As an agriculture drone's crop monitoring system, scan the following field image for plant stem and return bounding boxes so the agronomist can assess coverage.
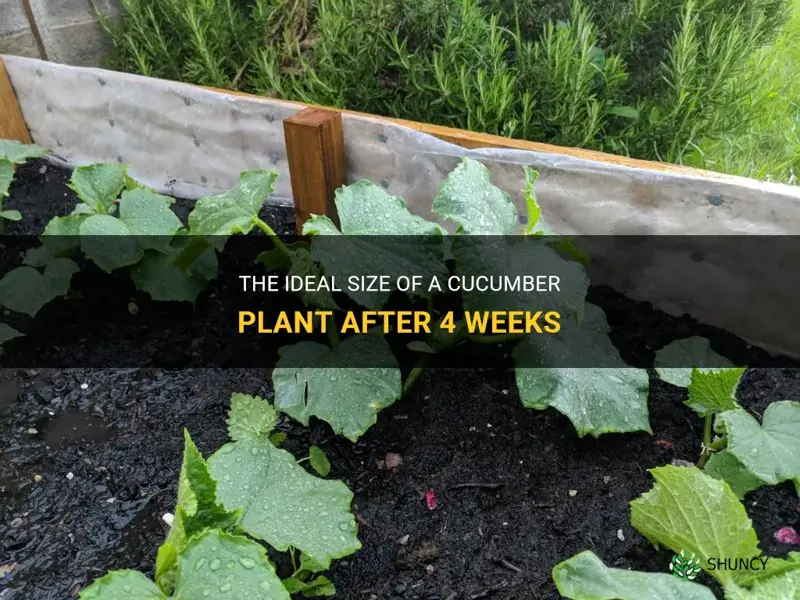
[254,217,291,257]
[696,414,714,469]
[326,314,340,349]
[403,356,429,393]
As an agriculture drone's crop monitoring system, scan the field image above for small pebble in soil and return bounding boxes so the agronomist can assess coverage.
[603,476,612,484]
[568,489,578,497]
[426,565,435,574]
[128,301,139,316]
[80,383,88,390]
[162,513,175,527]
[617,529,625,541]
[33,474,42,482]
[27,428,38,435]
[394,583,407,595]
[10,518,23,528]
[398,534,410,545]
[66,472,74,481]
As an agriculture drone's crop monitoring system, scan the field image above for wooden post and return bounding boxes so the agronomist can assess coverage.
[0,57,31,143]
[283,108,347,233]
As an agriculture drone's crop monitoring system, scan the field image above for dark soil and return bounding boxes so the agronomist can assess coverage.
[1,162,798,600]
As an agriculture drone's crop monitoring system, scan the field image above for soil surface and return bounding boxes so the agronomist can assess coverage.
[1,162,798,600]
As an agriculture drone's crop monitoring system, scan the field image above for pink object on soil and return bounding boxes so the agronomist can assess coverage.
[425,489,437,510]
[774,527,800,545]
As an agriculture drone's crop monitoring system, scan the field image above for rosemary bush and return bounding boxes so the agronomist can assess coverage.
[100,0,794,179]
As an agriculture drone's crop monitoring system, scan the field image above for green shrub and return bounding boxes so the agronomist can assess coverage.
[100,0,793,178]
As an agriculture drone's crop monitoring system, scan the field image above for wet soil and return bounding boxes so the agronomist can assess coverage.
[1,162,798,599]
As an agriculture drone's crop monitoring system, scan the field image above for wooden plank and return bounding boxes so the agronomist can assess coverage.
[205,85,739,182]
[0,56,32,143]
[283,107,347,232]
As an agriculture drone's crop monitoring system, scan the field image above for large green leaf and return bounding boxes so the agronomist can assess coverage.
[432,157,517,234]
[654,337,734,387]
[41,214,86,257]
[630,466,761,586]
[284,245,338,310]
[80,570,165,599]
[0,209,22,221]
[0,159,13,198]
[732,553,800,588]
[303,180,446,309]
[685,368,745,417]
[68,163,128,214]
[118,188,184,252]
[79,215,143,272]
[0,259,79,316]
[209,436,361,568]
[129,245,217,303]
[514,304,650,437]
[552,551,716,600]
[272,334,401,441]
[82,531,290,599]
[0,323,23,343]
[704,451,766,499]
[715,401,800,489]
[725,568,800,600]
[0,140,49,164]
[174,530,289,599]
[226,393,278,442]
[188,170,277,237]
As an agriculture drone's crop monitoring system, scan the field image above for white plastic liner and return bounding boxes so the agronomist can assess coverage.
[5,55,800,358]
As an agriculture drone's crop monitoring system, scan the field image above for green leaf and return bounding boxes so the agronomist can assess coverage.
[630,466,761,586]
[453,235,589,317]
[514,304,650,437]
[227,393,278,441]
[0,140,49,164]
[269,432,287,447]
[188,170,277,237]
[156,431,240,592]
[654,337,734,387]
[685,368,745,417]
[432,157,517,234]
[286,245,338,310]
[303,180,446,309]
[209,436,361,569]
[0,259,79,316]
[79,215,143,272]
[0,323,23,343]
[704,450,766,499]
[0,209,21,221]
[609,105,640,119]
[715,401,800,489]
[523,166,545,235]
[407,340,436,354]
[732,553,800,588]
[273,334,401,441]
[552,551,716,600]
[68,163,128,214]
[80,570,166,599]
[0,159,13,198]
[118,188,184,252]
[42,214,86,256]
[725,568,800,600]
[129,246,217,303]
[309,446,331,476]
[283,575,336,597]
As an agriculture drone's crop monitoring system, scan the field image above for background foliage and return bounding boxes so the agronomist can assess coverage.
[100,0,798,183]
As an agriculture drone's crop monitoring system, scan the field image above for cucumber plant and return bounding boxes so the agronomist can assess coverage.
[81,393,359,598]
[0,139,49,228]
[554,466,800,600]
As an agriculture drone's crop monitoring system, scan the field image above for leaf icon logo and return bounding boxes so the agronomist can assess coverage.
[669,551,701,580]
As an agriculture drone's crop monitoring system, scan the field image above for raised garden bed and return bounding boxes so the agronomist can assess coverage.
[0,158,798,600]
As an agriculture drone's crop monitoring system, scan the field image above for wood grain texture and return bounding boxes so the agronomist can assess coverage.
[283,107,347,231]
[0,56,31,143]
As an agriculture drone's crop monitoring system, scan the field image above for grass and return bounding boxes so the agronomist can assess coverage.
[97,0,797,184]
[688,0,800,183]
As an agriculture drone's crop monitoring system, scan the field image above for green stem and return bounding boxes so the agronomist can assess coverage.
[696,415,714,469]
[468,332,525,344]
[326,314,340,349]
[254,217,291,257]
[403,356,429,393]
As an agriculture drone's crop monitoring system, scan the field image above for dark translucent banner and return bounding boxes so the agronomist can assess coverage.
[0,234,797,368]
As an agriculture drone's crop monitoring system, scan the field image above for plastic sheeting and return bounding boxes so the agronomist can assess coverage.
[4,55,800,357]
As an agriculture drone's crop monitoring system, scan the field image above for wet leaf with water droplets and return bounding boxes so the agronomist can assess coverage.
[68,163,128,215]
[514,305,650,437]
[273,334,401,440]
[654,337,734,388]
[79,570,165,599]
[553,550,716,600]
[227,393,278,441]
[0,259,79,317]
[209,437,361,569]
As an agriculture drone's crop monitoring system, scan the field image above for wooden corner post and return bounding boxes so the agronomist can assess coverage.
[0,57,32,143]
[283,108,347,233]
